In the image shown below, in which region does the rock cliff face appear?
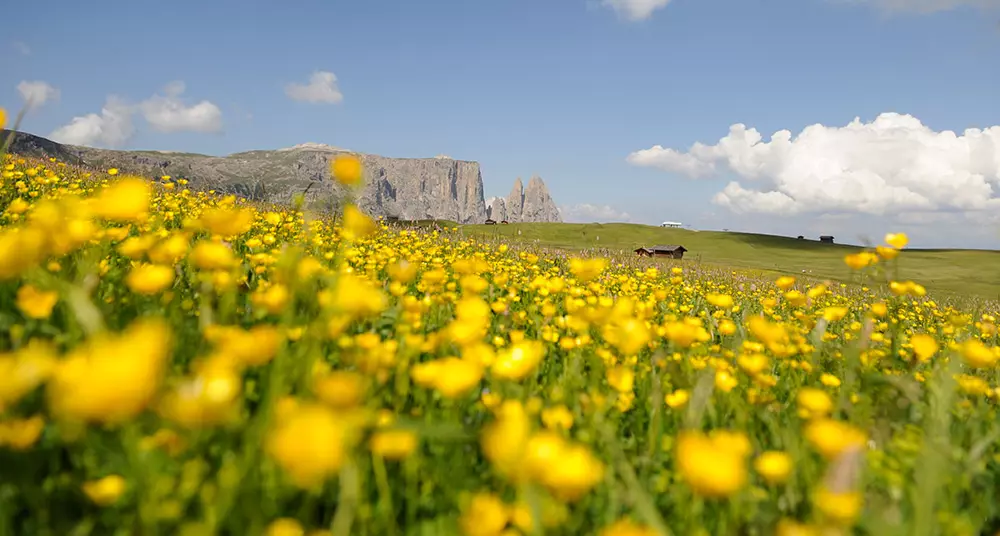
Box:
[503,176,562,223]
[485,196,508,221]
[1,131,489,224]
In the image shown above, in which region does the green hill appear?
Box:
[460,222,1000,300]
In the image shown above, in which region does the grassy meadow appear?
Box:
[461,223,1000,301]
[1,139,1000,536]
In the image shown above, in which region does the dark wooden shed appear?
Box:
[819,235,835,244]
[634,244,688,259]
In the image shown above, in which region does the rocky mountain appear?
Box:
[1,130,564,224]
[485,176,561,223]
[1,131,492,223]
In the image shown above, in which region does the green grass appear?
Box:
[460,222,1000,300]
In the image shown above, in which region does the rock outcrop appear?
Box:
[503,176,562,223]
[485,197,508,222]
[1,130,488,224]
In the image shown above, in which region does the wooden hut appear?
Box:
[634,244,688,259]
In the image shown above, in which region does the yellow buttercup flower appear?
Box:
[754,450,793,485]
[331,154,364,186]
[82,475,127,506]
[15,284,59,319]
[884,232,908,249]
[47,319,173,424]
[266,402,354,488]
[126,263,175,295]
[675,430,749,498]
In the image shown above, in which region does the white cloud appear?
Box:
[17,80,60,110]
[601,0,673,20]
[837,0,1000,14]
[49,81,222,147]
[49,96,134,148]
[627,113,1000,217]
[139,81,223,133]
[13,41,30,55]
[560,203,632,223]
[285,71,344,104]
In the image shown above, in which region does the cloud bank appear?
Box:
[627,113,1000,217]
[285,71,344,104]
[50,82,223,148]
[17,80,60,110]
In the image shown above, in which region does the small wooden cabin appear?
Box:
[819,235,835,244]
[501,220,509,224]
[634,244,687,259]
[485,218,497,225]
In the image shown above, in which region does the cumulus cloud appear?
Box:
[50,81,223,148]
[560,203,632,223]
[139,81,223,133]
[49,96,134,148]
[285,71,344,104]
[13,41,30,55]
[627,112,1000,216]
[837,0,1000,14]
[17,80,60,110]
[600,0,673,20]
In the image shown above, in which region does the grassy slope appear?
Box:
[460,222,1000,300]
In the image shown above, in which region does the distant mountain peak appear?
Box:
[277,142,350,152]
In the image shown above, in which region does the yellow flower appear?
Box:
[775,276,796,290]
[0,107,6,130]
[814,487,863,526]
[0,415,46,450]
[599,519,658,536]
[313,370,366,409]
[265,518,305,536]
[82,475,127,506]
[884,232,908,249]
[459,492,508,536]
[412,357,484,398]
[481,400,531,481]
[199,205,255,237]
[843,252,877,270]
[266,402,353,488]
[107,168,119,176]
[341,204,378,240]
[370,429,419,460]
[190,240,236,270]
[47,319,172,424]
[91,177,150,222]
[803,419,866,460]
[0,343,57,412]
[675,430,749,498]
[15,284,59,319]
[331,155,364,186]
[606,366,635,393]
[126,263,175,295]
[961,339,998,369]
[569,257,607,282]
[541,405,574,430]
[492,340,545,381]
[796,387,833,419]
[665,389,690,409]
[909,334,939,362]
[706,293,734,309]
[754,450,792,485]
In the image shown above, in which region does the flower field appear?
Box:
[1,140,1000,536]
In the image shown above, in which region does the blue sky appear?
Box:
[6,0,1000,248]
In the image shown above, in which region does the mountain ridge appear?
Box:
[0,130,561,224]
